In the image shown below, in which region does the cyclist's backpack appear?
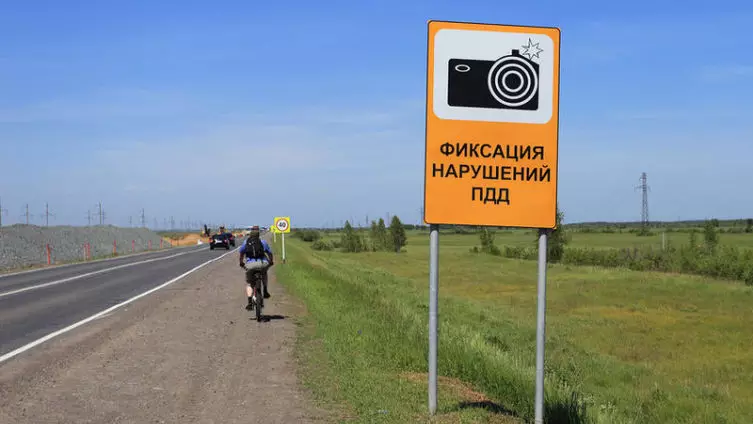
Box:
[245,235,266,260]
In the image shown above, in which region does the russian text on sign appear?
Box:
[432,163,550,182]
[471,187,510,205]
[440,142,544,161]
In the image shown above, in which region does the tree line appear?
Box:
[293,216,408,253]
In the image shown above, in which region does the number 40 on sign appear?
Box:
[272,216,291,263]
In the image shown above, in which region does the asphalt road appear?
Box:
[0,243,236,360]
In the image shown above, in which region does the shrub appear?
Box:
[637,227,652,236]
[546,206,569,262]
[301,230,322,242]
[477,227,502,256]
[703,220,719,253]
[369,219,389,251]
[311,240,334,251]
[340,221,365,253]
[502,245,536,260]
[389,215,407,253]
[744,265,753,286]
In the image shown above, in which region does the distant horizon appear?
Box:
[2,215,751,232]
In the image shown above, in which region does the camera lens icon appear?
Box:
[488,51,538,108]
[447,49,540,111]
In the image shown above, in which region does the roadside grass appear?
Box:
[274,234,753,424]
[276,240,526,423]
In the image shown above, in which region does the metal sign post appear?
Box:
[535,229,549,424]
[428,224,439,414]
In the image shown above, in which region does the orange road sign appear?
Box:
[423,20,561,229]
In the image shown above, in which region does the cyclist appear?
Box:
[238,225,274,310]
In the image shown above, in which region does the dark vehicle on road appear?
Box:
[225,232,236,247]
[209,233,231,250]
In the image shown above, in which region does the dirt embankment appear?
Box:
[0,225,173,272]
[161,232,246,247]
[162,233,208,246]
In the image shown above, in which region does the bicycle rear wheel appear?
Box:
[255,274,263,322]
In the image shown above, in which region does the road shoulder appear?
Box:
[0,253,326,424]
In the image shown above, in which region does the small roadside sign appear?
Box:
[273,216,291,234]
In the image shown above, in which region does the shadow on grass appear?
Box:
[453,400,517,416]
[544,392,590,424]
[449,392,589,424]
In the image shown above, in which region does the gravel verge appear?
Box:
[0,224,174,272]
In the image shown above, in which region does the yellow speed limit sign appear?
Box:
[273,216,291,233]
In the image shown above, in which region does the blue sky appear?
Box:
[1,0,752,228]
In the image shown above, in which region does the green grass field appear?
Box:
[273,230,753,424]
[317,228,753,251]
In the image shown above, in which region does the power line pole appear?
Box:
[43,202,55,227]
[25,204,31,225]
[635,172,650,230]
[128,216,133,227]
[0,197,7,227]
[86,210,92,226]
[140,209,146,228]
[97,202,104,225]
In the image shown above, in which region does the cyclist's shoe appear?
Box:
[263,291,271,299]
[245,302,254,310]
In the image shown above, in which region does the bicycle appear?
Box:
[243,261,271,322]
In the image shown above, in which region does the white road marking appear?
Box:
[0,248,205,299]
[0,246,240,365]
